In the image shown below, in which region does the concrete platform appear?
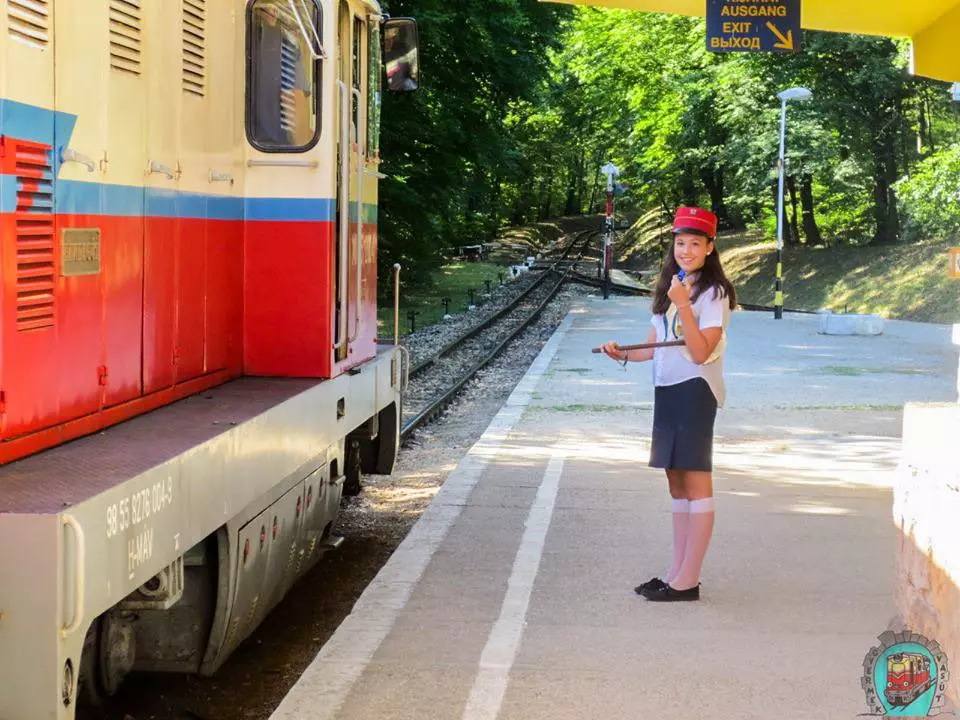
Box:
[272,298,958,720]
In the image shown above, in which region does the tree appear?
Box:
[377,0,570,287]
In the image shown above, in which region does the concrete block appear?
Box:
[818,312,884,336]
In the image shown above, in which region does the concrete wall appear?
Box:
[894,402,960,705]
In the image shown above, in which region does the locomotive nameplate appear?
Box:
[61,228,102,276]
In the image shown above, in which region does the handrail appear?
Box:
[246,158,319,168]
[333,80,350,352]
[348,85,365,344]
[60,148,96,173]
[148,160,176,180]
[60,515,86,638]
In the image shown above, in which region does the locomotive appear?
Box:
[0,1,418,717]
[886,652,935,707]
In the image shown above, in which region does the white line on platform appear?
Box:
[461,448,565,720]
[269,313,576,720]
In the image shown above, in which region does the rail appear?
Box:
[399,230,596,442]
[408,229,597,379]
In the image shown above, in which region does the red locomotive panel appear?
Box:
[244,218,336,377]
[0,131,383,464]
[98,215,146,409]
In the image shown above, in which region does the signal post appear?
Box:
[601,162,620,300]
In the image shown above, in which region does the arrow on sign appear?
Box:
[766,22,794,51]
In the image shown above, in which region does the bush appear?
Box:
[896,145,960,242]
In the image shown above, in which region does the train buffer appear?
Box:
[272,296,958,719]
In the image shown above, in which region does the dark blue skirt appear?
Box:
[649,378,718,472]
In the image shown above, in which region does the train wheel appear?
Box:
[360,403,400,476]
[76,619,105,714]
[75,609,138,717]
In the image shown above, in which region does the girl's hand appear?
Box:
[600,341,626,362]
[667,274,691,308]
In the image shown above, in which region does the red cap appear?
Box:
[672,206,718,238]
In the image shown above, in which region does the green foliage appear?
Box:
[374,4,960,287]
[377,0,570,290]
[896,145,960,241]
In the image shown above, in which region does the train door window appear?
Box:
[246,0,321,152]
[366,20,381,159]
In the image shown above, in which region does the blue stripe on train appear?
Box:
[0,98,76,150]
[0,99,372,223]
[1,179,342,222]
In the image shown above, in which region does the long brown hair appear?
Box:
[651,234,737,315]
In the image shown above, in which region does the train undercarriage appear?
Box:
[0,347,402,720]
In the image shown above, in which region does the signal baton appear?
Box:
[594,272,689,354]
[591,340,685,354]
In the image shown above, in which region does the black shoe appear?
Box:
[643,583,700,602]
[634,577,667,595]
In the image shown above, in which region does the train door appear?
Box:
[335,1,365,363]
[203,0,241,376]
[0,0,59,439]
[53,0,108,422]
[102,0,147,406]
[142,0,182,394]
[176,0,211,383]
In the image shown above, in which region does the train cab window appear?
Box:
[246,0,321,152]
[366,20,381,158]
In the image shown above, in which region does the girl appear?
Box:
[601,206,736,602]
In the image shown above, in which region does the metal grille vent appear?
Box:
[7,0,49,48]
[182,0,206,96]
[109,0,142,75]
[14,142,55,331]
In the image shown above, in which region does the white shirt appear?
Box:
[650,285,732,407]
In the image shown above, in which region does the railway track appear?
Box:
[398,235,819,444]
[399,230,596,442]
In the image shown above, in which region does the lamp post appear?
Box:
[775,87,812,320]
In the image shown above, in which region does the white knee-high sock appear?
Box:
[665,498,690,584]
[671,497,715,591]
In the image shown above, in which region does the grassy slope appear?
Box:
[720,234,960,324]
[619,217,960,325]
[380,216,960,338]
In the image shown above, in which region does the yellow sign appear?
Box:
[950,248,960,279]
[706,0,800,54]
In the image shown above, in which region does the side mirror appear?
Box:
[383,18,419,92]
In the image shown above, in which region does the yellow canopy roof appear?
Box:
[544,0,960,82]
